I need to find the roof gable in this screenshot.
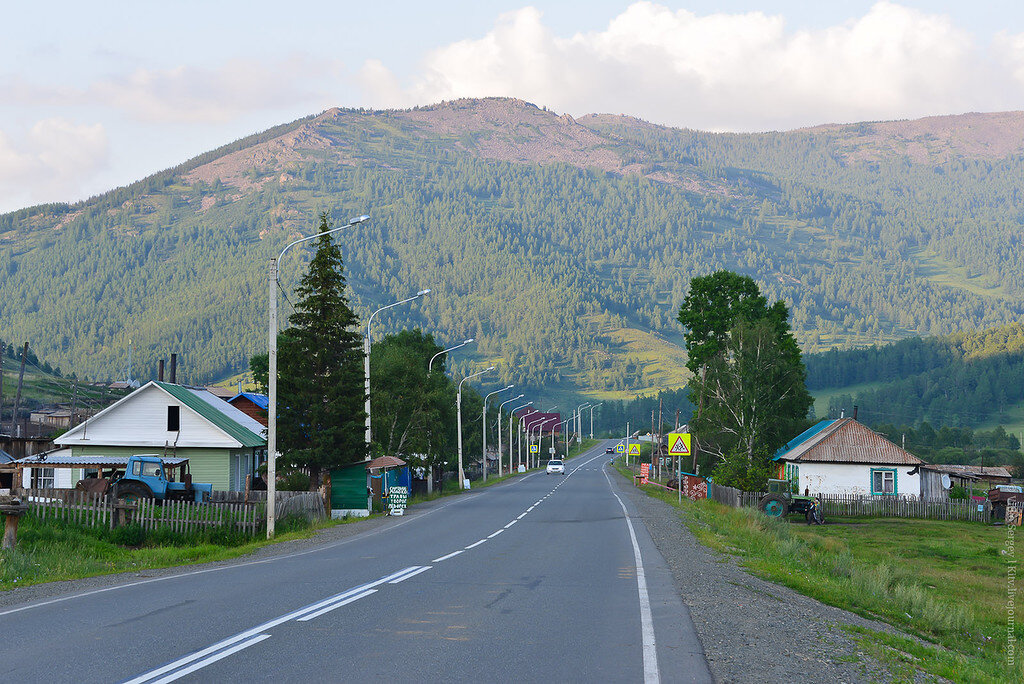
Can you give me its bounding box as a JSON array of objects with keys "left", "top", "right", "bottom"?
[
  {"left": 55, "top": 381, "right": 265, "bottom": 449},
  {"left": 776, "top": 418, "right": 922, "bottom": 465}
]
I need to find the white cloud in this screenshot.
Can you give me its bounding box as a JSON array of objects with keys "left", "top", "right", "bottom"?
[
  {"left": 0, "top": 118, "right": 109, "bottom": 210},
  {"left": 89, "top": 56, "right": 344, "bottom": 123},
  {"left": 361, "top": 1, "right": 1024, "bottom": 131}
]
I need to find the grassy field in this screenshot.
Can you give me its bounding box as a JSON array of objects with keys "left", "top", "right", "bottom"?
[
  {"left": 913, "top": 249, "right": 1008, "bottom": 300},
  {"left": 615, "top": 464, "right": 1021, "bottom": 683}
]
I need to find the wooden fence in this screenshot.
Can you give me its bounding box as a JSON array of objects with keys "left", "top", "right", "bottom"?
[
  {"left": 211, "top": 490, "right": 326, "bottom": 522},
  {"left": 22, "top": 489, "right": 265, "bottom": 535},
  {"left": 646, "top": 475, "right": 994, "bottom": 523}
]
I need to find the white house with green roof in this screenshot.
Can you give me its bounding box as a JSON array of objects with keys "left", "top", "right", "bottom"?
[{"left": 51, "top": 381, "right": 267, "bottom": 492}]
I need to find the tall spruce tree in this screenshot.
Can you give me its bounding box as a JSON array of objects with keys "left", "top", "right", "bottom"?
[{"left": 275, "top": 212, "right": 366, "bottom": 488}]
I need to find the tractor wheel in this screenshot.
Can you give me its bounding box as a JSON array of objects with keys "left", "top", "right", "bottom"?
[
  {"left": 759, "top": 494, "right": 789, "bottom": 518},
  {"left": 115, "top": 481, "right": 153, "bottom": 504}
]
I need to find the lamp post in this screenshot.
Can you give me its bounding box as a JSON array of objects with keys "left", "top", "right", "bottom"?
[
  {"left": 365, "top": 289, "right": 430, "bottom": 449},
  {"left": 575, "top": 402, "right": 591, "bottom": 445},
  {"left": 429, "top": 338, "right": 474, "bottom": 373},
  {"left": 510, "top": 402, "right": 533, "bottom": 473},
  {"left": 482, "top": 385, "right": 513, "bottom": 482},
  {"left": 517, "top": 408, "right": 538, "bottom": 470},
  {"left": 457, "top": 366, "right": 495, "bottom": 489},
  {"left": 560, "top": 418, "right": 571, "bottom": 459},
  {"left": 588, "top": 403, "right": 602, "bottom": 439},
  {"left": 267, "top": 214, "right": 369, "bottom": 539},
  {"left": 531, "top": 417, "right": 557, "bottom": 468},
  {"left": 497, "top": 393, "right": 523, "bottom": 477}
]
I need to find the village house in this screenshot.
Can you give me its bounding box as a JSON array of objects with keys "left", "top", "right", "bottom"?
[
  {"left": 774, "top": 417, "right": 924, "bottom": 498},
  {"left": 227, "top": 392, "right": 269, "bottom": 427},
  {"left": 39, "top": 381, "right": 267, "bottom": 492}
]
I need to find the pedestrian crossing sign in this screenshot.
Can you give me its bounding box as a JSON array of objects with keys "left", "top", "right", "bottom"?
[
  {"left": 615, "top": 444, "right": 625, "bottom": 454},
  {"left": 628, "top": 443, "right": 641, "bottom": 456},
  {"left": 530, "top": 444, "right": 539, "bottom": 453},
  {"left": 668, "top": 432, "right": 692, "bottom": 457}
]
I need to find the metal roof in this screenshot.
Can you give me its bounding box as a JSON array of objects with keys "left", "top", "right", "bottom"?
[
  {"left": 773, "top": 419, "right": 837, "bottom": 459},
  {"left": 776, "top": 418, "right": 923, "bottom": 465},
  {"left": 14, "top": 451, "right": 190, "bottom": 468},
  {"left": 921, "top": 464, "right": 1012, "bottom": 479},
  {"left": 229, "top": 392, "right": 269, "bottom": 410},
  {"left": 156, "top": 382, "right": 266, "bottom": 448}
]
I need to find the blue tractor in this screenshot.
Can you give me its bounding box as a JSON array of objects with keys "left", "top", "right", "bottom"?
[{"left": 111, "top": 454, "right": 213, "bottom": 503}]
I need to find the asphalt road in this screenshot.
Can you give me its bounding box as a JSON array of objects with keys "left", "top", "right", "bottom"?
[{"left": 1, "top": 442, "right": 712, "bottom": 683}]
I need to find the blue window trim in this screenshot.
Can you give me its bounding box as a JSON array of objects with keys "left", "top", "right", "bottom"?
[{"left": 870, "top": 467, "right": 897, "bottom": 496}]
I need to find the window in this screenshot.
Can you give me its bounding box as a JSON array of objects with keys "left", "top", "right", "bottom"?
[
  {"left": 167, "top": 405, "right": 180, "bottom": 431},
  {"left": 871, "top": 468, "right": 896, "bottom": 495},
  {"left": 132, "top": 461, "right": 142, "bottom": 476},
  {"left": 31, "top": 467, "right": 55, "bottom": 489},
  {"left": 141, "top": 462, "right": 162, "bottom": 478}
]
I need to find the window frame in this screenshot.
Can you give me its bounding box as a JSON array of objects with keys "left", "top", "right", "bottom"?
[
  {"left": 870, "top": 467, "right": 897, "bottom": 496},
  {"left": 167, "top": 405, "right": 180, "bottom": 432}
]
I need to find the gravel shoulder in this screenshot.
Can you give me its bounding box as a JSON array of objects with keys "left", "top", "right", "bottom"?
[{"left": 610, "top": 467, "right": 935, "bottom": 683}]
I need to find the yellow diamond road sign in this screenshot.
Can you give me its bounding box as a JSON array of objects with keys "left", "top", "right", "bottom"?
[
  {"left": 668, "top": 432, "right": 692, "bottom": 456},
  {"left": 628, "top": 443, "right": 641, "bottom": 456}
]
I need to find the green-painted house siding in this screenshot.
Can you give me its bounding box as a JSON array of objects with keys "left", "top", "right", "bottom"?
[{"left": 71, "top": 445, "right": 235, "bottom": 491}]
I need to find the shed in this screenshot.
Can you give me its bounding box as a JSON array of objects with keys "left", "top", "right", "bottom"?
[
  {"left": 227, "top": 392, "right": 269, "bottom": 427},
  {"left": 774, "top": 418, "right": 924, "bottom": 498},
  {"left": 329, "top": 460, "right": 371, "bottom": 518}
]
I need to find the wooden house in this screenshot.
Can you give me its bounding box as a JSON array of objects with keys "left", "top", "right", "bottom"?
[
  {"left": 49, "top": 381, "right": 267, "bottom": 492},
  {"left": 227, "top": 392, "right": 269, "bottom": 427},
  {"left": 774, "top": 418, "right": 924, "bottom": 498}
]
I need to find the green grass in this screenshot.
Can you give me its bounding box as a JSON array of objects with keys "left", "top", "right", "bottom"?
[
  {"left": 613, "top": 464, "right": 1021, "bottom": 682},
  {"left": 0, "top": 514, "right": 337, "bottom": 591},
  {"left": 913, "top": 250, "right": 1008, "bottom": 300}
]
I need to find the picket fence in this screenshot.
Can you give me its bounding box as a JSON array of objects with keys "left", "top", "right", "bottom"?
[
  {"left": 211, "top": 490, "right": 326, "bottom": 521},
  {"left": 22, "top": 488, "right": 265, "bottom": 535}
]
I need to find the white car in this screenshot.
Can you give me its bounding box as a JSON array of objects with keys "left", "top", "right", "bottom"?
[{"left": 546, "top": 459, "right": 565, "bottom": 475}]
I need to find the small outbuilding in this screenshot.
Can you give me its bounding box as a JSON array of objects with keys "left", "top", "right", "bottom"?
[{"left": 774, "top": 418, "right": 924, "bottom": 498}]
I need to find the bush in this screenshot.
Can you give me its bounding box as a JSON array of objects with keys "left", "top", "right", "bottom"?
[{"left": 948, "top": 485, "right": 969, "bottom": 500}]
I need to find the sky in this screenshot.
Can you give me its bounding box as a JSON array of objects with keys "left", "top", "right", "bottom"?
[{"left": 2, "top": 1, "right": 1024, "bottom": 213}]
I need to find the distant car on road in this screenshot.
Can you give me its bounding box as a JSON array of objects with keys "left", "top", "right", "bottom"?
[
  {"left": 546, "top": 459, "right": 565, "bottom": 475},
  {"left": 605, "top": 446, "right": 615, "bottom": 453}
]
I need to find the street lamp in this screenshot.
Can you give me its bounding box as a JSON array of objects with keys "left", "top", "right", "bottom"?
[
  {"left": 588, "top": 403, "right": 603, "bottom": 439},
  {"left": 429, "top": 338, "right": 475, "bottom": 372},
  {"left": 482, "top": 385, "right": 513, "bottom": 482},
  {"left": 497, "top": 393, "right": 524, "bottom": 477},
  {"left": 510, "top": 402, "right": 533, "bottom": 473},
  {"left": 575, "top": 403, "right": 592, "bottom": 445},
  {"left": 560, "top": 417, "right": 572, "bottom": 459},
  {"left": 530, "top": 417, "right": 557, "bottom": 468},
  {"left": 457, "top": 366, "right": 495, "bottom": 489},
  {"left": 517, "top": 407, "right": 538, "bottom": 470},
  {"left": 267, "top": 214, "right": 369, "bottom": 539},
  {"left": 364, "top": 289, "right": 431, "bottom": 448}
]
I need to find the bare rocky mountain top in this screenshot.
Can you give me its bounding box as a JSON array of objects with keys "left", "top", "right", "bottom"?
[{"left": 807, "top": 110, "right": 1024, "bottom": 163}]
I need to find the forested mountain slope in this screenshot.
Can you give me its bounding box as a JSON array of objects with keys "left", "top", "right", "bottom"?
[
  {"left": 806, "top": 322, "right": 1024, "bottom": 431},
  {"left": 1, "top": 98, "right": 1022, "bottom": 403}
]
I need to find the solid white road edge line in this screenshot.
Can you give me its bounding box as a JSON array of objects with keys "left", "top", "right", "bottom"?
[
  {"left": 147, "top": 634, "right": 272, "bottom": 684},
  {"left": 603, "top": 469, "right": 661, "bottom": 684},
  {"left": 432, "top": 550, "right": 464, "bottom": 562},
  {"left": 296, "top": 589, "right": 377, "bottom": 622}
]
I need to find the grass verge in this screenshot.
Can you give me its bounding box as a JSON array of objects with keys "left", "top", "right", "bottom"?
[
  {"left": 0, "top": 513, "right": 346, "bottom": 591},
  {"left": 611, "top": 460, "right": 1021, "bottom": 683}
]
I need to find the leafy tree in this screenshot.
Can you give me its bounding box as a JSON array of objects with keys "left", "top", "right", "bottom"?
[
  {"left": 257, "top": 212, "right": 366, "bottom": 489},
  {"left": 369, "top": 330, "right": 457, "bottom": 476}
]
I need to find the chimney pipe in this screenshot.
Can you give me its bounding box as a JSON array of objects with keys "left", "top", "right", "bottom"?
[
  {"left": 169, "top": 354, "right": 177, "bottom": 384},
  {"left": 158, "top": 359, "right": 165, "bottom": 382},
  {"left": 853, "top": 405, "right": 859, "bottom": 420}
]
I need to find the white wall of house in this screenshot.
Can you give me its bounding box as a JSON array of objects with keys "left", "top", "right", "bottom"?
[
  {"left": 796, "top": 462, "right": 921, "bottom": 498},
  {"left": 56, "top": 384, "right": 239, "bottom": 449},
  {"left": 21, "top": 467, "right": 74, "bottom": 489}
]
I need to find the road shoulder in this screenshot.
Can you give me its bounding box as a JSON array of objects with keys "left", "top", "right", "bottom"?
[{"left": 608, "top": 466, "right": 917, "bottom": 683}]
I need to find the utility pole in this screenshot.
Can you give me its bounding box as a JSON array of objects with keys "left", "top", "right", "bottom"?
[
  {"left": 0, "top": 349, "right": 5, "bottom": 433},
  {"left": 658, "top": 397, "right": 664, "bottom": 481},
  {"left": 651, "top": 410, "right": 656, "bottom": 480},
  {"left": 12, "top": 342, "right": 28, "bottom": 437},
  {"left": 70, "top": 381, "right": 79, "bottom": 427}
]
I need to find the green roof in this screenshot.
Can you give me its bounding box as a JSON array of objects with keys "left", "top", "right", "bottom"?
[{"left": 156, "top": 382, "right": 266, "bottom": 448}]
